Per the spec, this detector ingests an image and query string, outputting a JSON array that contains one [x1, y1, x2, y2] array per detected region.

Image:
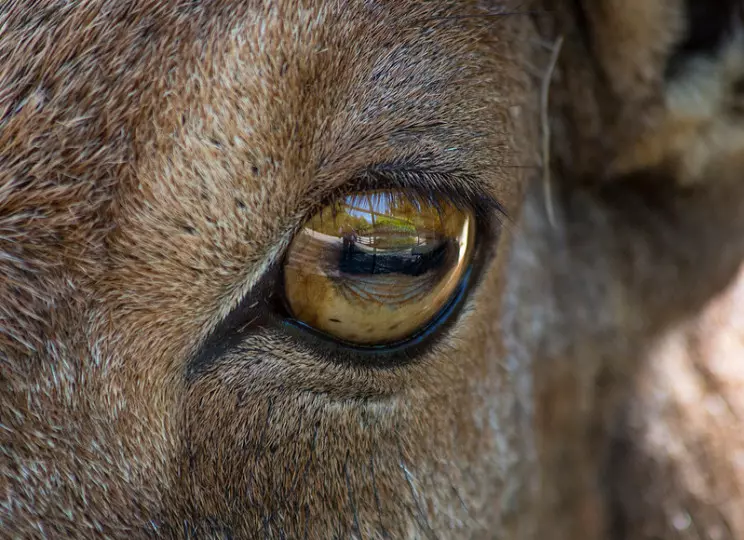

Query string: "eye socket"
[[282, 190, 475, 347]]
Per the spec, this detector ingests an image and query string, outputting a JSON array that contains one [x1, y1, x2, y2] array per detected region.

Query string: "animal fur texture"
[[2, 0, 744, 538]]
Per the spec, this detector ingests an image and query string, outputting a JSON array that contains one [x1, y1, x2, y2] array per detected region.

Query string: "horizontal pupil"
[[338, 237, 451, 276]]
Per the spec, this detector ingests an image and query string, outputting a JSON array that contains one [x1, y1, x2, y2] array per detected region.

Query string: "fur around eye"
[[282, 190, 475, 347]]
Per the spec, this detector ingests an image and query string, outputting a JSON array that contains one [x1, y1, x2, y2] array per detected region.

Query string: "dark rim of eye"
[[187, 172, 504, 376]]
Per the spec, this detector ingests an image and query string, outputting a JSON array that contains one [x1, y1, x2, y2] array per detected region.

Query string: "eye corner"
[[189, 176, 500, 376]]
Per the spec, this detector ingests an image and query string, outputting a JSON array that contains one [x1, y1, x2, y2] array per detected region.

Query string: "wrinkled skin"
[[2, 1, 744, 538]]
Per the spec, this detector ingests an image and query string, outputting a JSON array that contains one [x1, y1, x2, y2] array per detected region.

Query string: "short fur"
[[2, 1, 744, 538]]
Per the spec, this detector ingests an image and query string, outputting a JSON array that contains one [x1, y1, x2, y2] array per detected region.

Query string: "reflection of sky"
[[344, 193, 391, 220]]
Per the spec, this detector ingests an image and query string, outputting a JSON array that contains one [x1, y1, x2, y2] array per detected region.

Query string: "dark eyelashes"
[[357, 166, 508, 219], [290, 167, 506, 263]]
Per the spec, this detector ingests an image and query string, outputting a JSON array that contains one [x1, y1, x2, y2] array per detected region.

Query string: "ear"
[[542, 0, 743, 182], [582, 0, 687, 103], [584, 0, 744, 182]]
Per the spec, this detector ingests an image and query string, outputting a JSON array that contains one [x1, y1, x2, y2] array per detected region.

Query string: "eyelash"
[[187, 171, 503, 376], [348, 167, 506, 220]]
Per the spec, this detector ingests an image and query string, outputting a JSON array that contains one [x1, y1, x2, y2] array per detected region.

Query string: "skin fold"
[[1, 1, 743, 538]]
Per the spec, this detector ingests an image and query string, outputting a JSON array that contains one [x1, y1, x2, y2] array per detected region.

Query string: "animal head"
[[2, 1, 743, 538]]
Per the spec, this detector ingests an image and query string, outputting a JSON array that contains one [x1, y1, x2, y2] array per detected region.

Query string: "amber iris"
[[282, 190, 475, 346]]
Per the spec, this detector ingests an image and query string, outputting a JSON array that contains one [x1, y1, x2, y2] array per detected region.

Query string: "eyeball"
[[282, 190, 475, 346]]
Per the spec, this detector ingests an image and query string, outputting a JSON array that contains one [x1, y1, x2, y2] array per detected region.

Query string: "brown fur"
[[2, 1, 744, 538]]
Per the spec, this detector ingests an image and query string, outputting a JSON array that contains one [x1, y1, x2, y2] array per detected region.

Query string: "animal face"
[[2, 1, 743, 538]]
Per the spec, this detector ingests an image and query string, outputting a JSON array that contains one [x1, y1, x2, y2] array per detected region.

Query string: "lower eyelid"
[[278, 258, 479, 368]]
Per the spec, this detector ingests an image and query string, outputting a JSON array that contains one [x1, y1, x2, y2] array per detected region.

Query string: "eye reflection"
[[282, 190, 475, 346]]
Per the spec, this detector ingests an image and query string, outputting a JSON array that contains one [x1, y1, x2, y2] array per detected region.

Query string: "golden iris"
[[282, 190, 475, 346]]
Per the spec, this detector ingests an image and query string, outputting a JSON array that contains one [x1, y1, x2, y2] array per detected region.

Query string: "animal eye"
[[282, 190, 475, 346]]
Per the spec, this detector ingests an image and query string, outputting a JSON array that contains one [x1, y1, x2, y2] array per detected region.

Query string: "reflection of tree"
[[309, 205, 367, 236], [308, 191, 452, 249]]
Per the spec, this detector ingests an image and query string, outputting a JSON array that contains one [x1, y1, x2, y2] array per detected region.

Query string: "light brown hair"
[[2, 1, 744, 538]]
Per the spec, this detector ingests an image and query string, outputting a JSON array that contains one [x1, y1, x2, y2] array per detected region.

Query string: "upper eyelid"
[[275, 164, 505, 269], [323, 164, 509, 222]]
